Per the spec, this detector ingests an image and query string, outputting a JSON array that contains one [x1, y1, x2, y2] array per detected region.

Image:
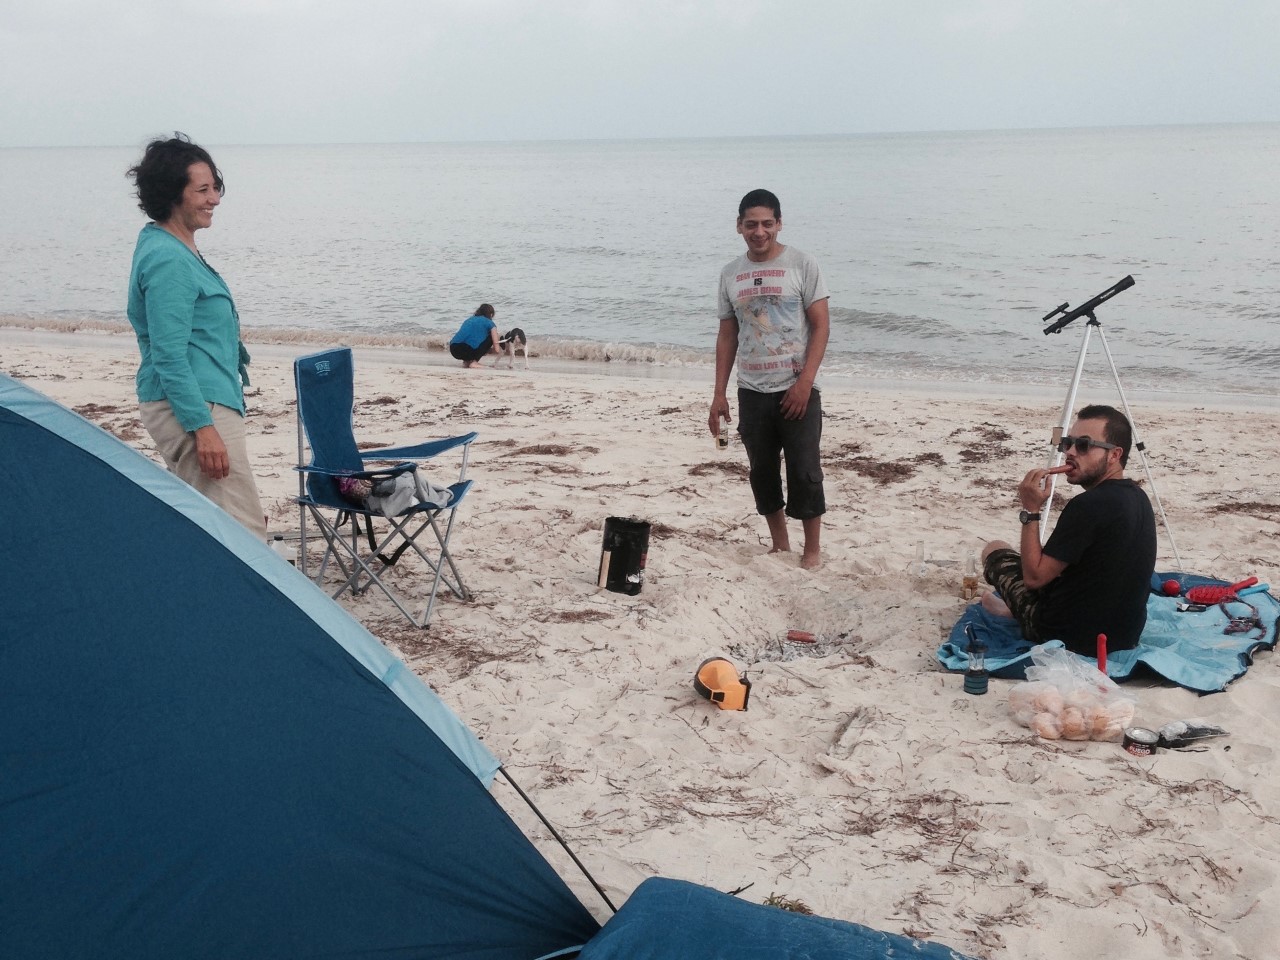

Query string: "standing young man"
[[709, 189, 831, 570]]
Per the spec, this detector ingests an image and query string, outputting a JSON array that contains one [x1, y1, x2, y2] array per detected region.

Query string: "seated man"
[[981, 404, 1156, 655]]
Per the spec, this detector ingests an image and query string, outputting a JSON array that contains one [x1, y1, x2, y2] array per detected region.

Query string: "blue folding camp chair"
[[294, 348, 476, 628]]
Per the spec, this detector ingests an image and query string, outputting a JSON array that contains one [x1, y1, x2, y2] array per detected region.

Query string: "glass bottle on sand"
[[962, 555, 980, 600]]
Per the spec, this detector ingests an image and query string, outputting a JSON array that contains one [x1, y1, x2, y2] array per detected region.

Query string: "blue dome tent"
[[0, 372, 598, 959], [0, 371, 976, 960]]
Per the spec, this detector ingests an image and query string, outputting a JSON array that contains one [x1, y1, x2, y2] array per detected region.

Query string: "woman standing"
[[125, 134, 266, 539]]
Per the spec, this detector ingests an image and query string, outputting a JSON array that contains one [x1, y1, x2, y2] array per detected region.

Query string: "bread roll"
[[1064, 687, 1101, 711], [1061, 706, 1090, 740], [1107, 699, 1135, 728], [1031, 687, 1065, 715], [1012, 706, 1037, 728], [1090, 708, 1115, 740], [1008, 682, 1045, 715], [1031, 712, 1062, 740]]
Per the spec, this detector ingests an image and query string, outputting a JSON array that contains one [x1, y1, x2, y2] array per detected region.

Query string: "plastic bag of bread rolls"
[[1007, 644, 1137, 742]]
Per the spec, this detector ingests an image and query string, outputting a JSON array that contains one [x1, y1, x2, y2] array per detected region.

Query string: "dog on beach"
[[493, 328, 529, 370]]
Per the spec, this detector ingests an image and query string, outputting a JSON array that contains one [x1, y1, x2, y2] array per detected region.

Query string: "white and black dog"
[[493, 327, 529, 369]]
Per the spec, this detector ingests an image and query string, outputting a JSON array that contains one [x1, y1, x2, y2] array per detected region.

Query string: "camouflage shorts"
[[982, 547, 1045, 643]]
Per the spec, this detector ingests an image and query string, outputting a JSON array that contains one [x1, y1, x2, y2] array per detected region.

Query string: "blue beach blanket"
[[938, 573, 1279, 693]]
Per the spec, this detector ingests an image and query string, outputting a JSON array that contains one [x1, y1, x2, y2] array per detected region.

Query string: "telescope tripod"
[[1041, 282, 1183, 571]]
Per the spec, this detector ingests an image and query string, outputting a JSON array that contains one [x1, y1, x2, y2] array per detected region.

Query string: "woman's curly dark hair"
[[126, 133, 224, 222]]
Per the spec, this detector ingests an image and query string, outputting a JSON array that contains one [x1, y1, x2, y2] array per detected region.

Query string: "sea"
[[1, 124, 1277, 400]]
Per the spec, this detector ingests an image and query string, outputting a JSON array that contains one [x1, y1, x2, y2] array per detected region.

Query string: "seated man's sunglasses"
[[1057, 435, 1118, 454]]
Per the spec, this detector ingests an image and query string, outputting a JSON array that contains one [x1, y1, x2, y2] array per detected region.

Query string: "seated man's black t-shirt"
[[1037, 478, 1156, 654]]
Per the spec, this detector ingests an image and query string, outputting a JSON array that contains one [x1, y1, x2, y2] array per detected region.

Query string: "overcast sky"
[[2, 0, 1276, 148]]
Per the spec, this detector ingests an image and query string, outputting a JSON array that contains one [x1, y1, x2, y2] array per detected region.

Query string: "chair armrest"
[[294, 462, 416, 480], [360, 432, 478, 462]]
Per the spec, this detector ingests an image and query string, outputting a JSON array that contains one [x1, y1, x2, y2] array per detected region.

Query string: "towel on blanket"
[[938, 572, 1279, 693]]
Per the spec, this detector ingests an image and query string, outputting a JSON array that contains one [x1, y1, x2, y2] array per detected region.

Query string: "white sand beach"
[[5, 324, 1278, 960]]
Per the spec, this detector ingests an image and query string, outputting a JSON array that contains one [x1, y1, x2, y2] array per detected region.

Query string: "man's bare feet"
[[800, 517, 822, 571], [764, 509, 790, 554], [980, 590, 1012, 618]]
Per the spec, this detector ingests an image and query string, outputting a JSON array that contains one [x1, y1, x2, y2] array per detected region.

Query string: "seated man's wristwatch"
[[1018, 510, 1041, 525]]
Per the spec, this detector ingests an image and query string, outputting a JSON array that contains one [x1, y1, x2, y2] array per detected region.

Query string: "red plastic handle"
[[1185, 576, 1258, 605]]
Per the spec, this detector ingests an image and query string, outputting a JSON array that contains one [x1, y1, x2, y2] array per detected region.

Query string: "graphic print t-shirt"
[[718, 246, 829, 394]]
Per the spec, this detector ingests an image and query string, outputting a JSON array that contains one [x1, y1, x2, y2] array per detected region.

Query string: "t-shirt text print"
[[718, 246, 830, 394]]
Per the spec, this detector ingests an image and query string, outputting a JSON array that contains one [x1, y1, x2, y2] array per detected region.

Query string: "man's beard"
[[1070, 459, 1109, 490]]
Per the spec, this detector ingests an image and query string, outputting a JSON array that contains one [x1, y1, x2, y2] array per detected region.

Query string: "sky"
[[2, 0, 1277, 148]]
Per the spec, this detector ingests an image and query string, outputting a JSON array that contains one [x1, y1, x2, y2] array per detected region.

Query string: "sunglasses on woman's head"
[[1057, 435, 1118, 454]]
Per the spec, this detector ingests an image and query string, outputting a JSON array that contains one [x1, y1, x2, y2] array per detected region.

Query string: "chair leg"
[[297, 503, 471, 629], [298, 500, 309, 578], [403, 510, 470, 628], [431, 510, 470, 600], [360, 509, 471, 628], [301, 507, 378, 603]]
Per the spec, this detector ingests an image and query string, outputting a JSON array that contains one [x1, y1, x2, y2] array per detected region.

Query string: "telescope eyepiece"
[[1042, 302, 1069, 323]]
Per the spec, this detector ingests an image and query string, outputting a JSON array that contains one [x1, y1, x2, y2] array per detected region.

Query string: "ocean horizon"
[[2, 123, 1277, 399], [4, 118, 1268, 150]]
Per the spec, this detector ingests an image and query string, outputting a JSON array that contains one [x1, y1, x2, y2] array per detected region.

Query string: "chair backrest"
[[295, 348, 364, 505]]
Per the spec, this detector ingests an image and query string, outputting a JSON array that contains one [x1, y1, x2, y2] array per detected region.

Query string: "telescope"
[[1042, 275, 1135, 335], [1035, 271, 1183, 569]]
